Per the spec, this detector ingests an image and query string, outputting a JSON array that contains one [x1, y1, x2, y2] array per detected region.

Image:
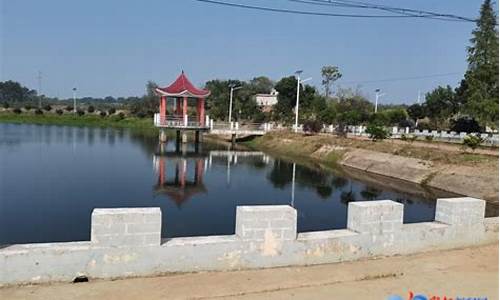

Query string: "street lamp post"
[[228, 84, 242, 125], [72, 88, 77, 113], [294, 70, 312, 133], [374, 89, 385, 113]]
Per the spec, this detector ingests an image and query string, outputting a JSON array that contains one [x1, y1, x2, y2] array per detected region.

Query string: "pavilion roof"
[[156, 71, 210, 98]]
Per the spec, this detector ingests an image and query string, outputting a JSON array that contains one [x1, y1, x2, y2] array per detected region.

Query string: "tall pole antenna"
[[37, 71, 43, 109]]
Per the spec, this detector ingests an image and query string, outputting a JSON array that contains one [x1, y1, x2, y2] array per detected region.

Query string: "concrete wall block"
[[91, 208, 162, 247], [91, 223, 126, 236], [435, 197, 485, 226], [347, 200, 403, 234], [235, 205, 297, 241]]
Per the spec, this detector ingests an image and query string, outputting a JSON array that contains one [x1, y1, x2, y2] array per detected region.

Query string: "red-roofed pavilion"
[[155, 71, 210, 129]]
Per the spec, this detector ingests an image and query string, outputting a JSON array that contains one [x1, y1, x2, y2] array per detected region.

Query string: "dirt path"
[[1, 244, 497, 300]]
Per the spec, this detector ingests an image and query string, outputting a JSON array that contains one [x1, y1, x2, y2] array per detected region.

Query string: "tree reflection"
[[267, 160, 293, 189], [360, 186, 382, 200], [266, 160, 339, 199], [332, 176, 348, 189], [316, 185, 333, 199]]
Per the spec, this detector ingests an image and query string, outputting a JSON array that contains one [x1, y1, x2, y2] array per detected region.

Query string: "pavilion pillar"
[[176, 98, 182, 117], [160, 96, 166, 122], [199, 98, 205, 126], [158, 157, 165, 186], [180, 159, 186, 188], [183, 96, 188, 126], [195, 159, 203, 184]]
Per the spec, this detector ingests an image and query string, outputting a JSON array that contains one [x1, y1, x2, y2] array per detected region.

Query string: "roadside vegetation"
[[0, 1, 497, 140], [0, 111, 156, 130], [251, 131, 497, 168]]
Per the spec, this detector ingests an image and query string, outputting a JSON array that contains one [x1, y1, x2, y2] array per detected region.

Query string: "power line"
[[193, 0, 430, 19], [193, 0, 476, 22], [340, 72, 462, 85], [290, 0, 476, 22]]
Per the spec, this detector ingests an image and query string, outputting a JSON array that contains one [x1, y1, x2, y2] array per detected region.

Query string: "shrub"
[[43, 104, 52, 111], [401, 134, 417, 143], [450, 116, 481, 134], [425, 135, 434, 142], [462, 134, 483, 152], [35, 108, 43, 115], [76, 109, 85, 116], [87, 105, 95, 113], [24, 104, 32, 111], [398, 119, 415, 129], [135, 111, 146, 118], [366, 124, 389, 141], [99, 111, 107, 117], [116, 112, 125, 120], [2, 102, 9, 109], [416, 121, 432, 131], [56, 109, 63, 115], [65, 105, 73, 112], [303, 119, 322, 134], [13, 108, 22, 114], [108, 107, 116, 115]]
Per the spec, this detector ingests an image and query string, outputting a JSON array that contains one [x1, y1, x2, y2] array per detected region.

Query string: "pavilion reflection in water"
[[153, 143, 271, 206]]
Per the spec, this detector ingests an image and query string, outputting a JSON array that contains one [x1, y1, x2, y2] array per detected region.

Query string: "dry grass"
[[255, 131, 498, 169]]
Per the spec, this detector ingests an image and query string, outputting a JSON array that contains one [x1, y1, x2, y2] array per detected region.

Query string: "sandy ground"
[[1, 244, 497, 300]]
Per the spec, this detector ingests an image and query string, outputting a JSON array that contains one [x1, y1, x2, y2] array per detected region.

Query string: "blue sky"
[[0, 0, 487, 104]]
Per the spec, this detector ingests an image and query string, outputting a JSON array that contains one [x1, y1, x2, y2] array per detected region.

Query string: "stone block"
[[435, 197, 485, 226], [91, 207, 161, 247], [235, 205, 297, 241], [347, 200, 403, 234]]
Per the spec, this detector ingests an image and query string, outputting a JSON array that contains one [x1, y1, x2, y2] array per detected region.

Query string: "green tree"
[[459, 0, 499, 128], [424, 85, 457, 128], [248, 76, 274, 94], [384, 108, 408, 125], [321, 66, 342, 98], [407, 103, 426, 123], [335, 95, 373, 126], [129, 81, 159, 117], [0, 80, 37, 103], [274, 76, 315, 123]]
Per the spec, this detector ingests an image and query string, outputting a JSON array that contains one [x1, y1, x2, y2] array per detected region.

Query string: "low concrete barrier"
[[0, 197, 497, 286]]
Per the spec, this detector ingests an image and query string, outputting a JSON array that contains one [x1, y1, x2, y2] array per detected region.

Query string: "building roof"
[[156, 71, 210, 98]]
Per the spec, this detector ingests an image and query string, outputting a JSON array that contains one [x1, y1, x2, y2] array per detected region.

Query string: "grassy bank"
[[245, 133, 346, 166], [249, 131, 497, 167], [0, 112, 157, 131]]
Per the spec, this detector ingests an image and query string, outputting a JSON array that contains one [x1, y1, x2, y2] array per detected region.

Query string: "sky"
[[0, 0, 488, 104]]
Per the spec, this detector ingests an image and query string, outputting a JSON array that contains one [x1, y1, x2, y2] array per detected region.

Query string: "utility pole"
[[37, 71, 42, 109], [228, 84, 242, 125], [294, 70, 312, 133], [72, 88, 77, 113]]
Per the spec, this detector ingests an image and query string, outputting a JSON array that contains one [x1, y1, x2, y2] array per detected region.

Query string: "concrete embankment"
[[250, 133, 499, 206]]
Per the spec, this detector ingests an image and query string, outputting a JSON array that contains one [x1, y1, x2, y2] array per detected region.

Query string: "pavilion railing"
[[154, 114, 207, 128]]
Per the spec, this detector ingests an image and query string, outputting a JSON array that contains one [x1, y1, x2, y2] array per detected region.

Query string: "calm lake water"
[[0, 123, 459, 245]]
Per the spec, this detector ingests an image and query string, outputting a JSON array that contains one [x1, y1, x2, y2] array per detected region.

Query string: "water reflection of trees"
[[266, 160, 350, 200], [360, 187, 382, 200]]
